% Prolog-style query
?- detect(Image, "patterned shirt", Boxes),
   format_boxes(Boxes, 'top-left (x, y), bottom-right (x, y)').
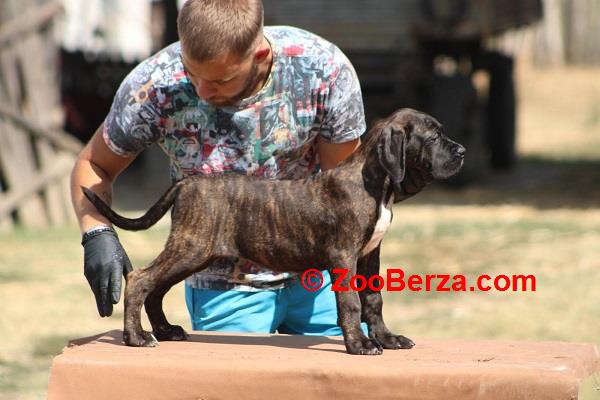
top-left (103, 26), bottom-right (366, 291)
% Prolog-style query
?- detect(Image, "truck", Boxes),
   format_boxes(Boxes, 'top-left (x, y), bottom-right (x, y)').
top-left (262, 0), bottom-right (544, 183)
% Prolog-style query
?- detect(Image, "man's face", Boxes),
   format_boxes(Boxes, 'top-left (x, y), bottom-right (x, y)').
top-left (181, 49), bottom-right (260, 107)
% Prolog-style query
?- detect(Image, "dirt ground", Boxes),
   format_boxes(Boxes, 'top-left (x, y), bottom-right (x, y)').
top-left (1, 62), bottom-right (599, 399)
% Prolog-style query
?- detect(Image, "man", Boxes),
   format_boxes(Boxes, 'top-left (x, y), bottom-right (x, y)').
top-left (70, 0), bottom-right (366, 335)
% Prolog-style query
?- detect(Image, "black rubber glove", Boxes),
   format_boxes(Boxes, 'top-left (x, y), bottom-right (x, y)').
top-left (82, 228), bottom-right (133, 317)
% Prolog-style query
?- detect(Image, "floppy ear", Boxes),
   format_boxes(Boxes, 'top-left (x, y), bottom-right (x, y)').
top-left (377, 123), bottom-right (406, 199)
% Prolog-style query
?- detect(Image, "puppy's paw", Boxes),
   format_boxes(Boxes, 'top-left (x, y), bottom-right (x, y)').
top-left (153, 324), bottom-right (188, 341)
top-left (345, 335), bottom-right (383, 355)
top-left (123, 330), bottom-right (159, 347)
top-left (371, 332), bottom-right (415, 350)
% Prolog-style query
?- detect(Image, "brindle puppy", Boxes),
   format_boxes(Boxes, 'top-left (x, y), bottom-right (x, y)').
top-left (83, 108), bottom-right (465, 355)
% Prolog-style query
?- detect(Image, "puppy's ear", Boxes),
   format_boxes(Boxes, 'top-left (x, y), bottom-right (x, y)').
top-left (377, 123), bottom-right (406, 198)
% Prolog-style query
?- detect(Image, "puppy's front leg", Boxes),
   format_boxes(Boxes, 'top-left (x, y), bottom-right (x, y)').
top-left (330, 262), bottom-right (382, 355)
top-left (357, 245), bottom-right (414, 350)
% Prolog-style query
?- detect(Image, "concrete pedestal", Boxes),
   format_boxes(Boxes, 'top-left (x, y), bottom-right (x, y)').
top-left (48, 330), bottom-right (600, 399)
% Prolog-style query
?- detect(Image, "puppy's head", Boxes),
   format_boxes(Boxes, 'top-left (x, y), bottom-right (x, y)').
top-left (377, 108), bottom-right (466, 201)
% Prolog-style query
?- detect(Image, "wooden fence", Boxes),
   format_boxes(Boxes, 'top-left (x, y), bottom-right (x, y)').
top-left (0, 0), bottom-right (82, 231)
top-left (508, 0), bottom-right (600, 66)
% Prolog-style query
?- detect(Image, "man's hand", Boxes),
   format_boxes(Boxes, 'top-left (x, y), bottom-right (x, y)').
top-left (82, 228), bottom-right (133, 317)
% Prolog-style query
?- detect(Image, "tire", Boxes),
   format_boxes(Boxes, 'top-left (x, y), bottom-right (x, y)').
top-left (484, 52), bottom-right (517, 170)
top-left (427, 74), bottom-right (487, 186)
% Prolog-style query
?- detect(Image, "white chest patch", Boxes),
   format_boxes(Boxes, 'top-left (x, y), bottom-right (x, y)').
top-left (361, 202), bottom-right (392, 256)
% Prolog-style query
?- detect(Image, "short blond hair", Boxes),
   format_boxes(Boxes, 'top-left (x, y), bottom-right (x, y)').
top-left (177, 0), bottom-right (264, 62)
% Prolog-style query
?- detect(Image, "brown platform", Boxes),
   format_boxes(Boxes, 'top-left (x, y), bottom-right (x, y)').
top-left (47, 330), bottom-right (600, 400)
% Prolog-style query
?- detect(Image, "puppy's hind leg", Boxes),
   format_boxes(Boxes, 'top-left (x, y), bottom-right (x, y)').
top-left (144, 257), bottom-right (214, 341)
top-left (123, 247), bottom-right (203, 347)
top-left (145, 285), bottom-right (187, 342)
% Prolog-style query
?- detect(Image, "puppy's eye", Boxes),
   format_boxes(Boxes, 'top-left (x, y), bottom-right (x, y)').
top-left (428, 136), bottom-right (439, 144)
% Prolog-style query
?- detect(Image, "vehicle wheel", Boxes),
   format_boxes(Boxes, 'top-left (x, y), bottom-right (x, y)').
top-left (485, 51), bottom-right (517, 170)
top-left (427, 74), bottom-right (487, 186)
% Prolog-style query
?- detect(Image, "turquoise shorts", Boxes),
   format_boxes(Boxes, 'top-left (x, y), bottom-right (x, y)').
top-left (185, 270), bottom-right (368, 336)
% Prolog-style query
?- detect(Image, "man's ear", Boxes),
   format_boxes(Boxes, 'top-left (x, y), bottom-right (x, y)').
top-left (377, 123), bottom-right (406, 199)
top-left (254, 39), bottom-right (271, 63)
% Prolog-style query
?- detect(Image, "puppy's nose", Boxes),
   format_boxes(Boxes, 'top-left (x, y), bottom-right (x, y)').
top-left (456, 145), bottom-right (466, 157)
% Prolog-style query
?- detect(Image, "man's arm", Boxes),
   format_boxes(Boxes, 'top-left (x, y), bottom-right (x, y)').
top-left (316, 46), bottom-right (365, 171)
top-left (316, 137), bottom-right (361, 171)
top-left (70, 122), bottom-right (137, 233)
top-left (71, 122), bottom-right (138, 317)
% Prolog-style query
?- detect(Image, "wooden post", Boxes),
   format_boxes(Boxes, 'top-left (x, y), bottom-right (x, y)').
top-left (0, 0), bottom-right (79, 229)
top-left (11, 0), bottom-right (67, 226)
top-left (0, 44), bottom-right (50, 228)
top-left (567, 0), bottom-right (600, 65)
top-left (533, 0), bottom-right (566, 66)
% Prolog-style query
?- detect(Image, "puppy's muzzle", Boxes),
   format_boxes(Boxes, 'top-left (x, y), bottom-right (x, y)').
top-left (444, 145), bottom-right (466, 177)
top-left (452, 144), bottom-right (466, 168)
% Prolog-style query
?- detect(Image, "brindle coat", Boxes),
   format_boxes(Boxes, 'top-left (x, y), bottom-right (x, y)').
top-left (83, 108), bottom-right (465, 355)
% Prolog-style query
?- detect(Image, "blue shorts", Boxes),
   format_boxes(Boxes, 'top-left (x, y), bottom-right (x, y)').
top-left (185, 270), bottom-right (368, 336)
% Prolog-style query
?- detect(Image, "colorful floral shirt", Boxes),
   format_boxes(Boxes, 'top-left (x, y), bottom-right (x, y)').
top-left (103, 26), bottom-right (366, 291)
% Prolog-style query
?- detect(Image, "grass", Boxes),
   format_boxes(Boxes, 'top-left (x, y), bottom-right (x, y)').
top-left (1, 205), bottom-right (599, 398)
top-left (0, 226), bottom-right (187, 399)
top-left (517, 64), bottom-right (600, 160)
top-left (380, 205), bottom-right (600, 344)
top-left (1, 62), bottom-right (599, 399)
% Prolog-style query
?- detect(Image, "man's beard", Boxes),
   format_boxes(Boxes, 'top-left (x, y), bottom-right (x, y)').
top-left (208, 62), bottom-right (261, 107)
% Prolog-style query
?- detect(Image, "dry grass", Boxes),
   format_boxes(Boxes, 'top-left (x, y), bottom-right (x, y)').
top-left (381, 205), bottom-right (600, 343)
top-left (0, 227), bottom-right (188, 400)
top-left (1, 63), bottom-right (599, 399)
top-left (517, 63), bottom-right (600, 159)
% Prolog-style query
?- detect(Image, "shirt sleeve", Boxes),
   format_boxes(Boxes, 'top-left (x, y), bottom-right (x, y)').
top-left (103, 62), bottom-right (164, 157)
top-left (319, 49), bottom-right (366, 143)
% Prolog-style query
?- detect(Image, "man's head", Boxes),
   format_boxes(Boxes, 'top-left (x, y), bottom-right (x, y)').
top-left (177, 0), bottom-right (271, 107)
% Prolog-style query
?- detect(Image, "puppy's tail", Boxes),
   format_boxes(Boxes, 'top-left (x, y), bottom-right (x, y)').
top-left (81, 182), bottom-right (182, 231)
